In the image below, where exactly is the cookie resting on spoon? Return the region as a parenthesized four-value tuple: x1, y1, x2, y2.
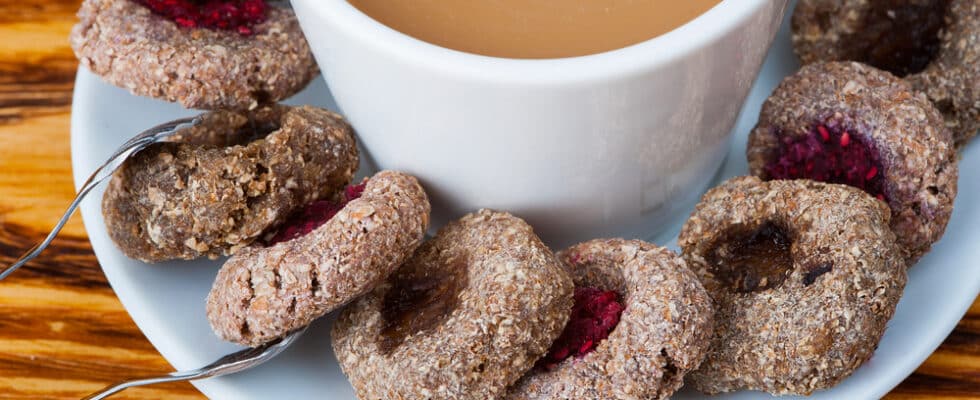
(207, 170, 431, 346)
(101, 104, 359, 263)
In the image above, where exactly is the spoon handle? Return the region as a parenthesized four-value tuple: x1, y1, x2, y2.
(0, 116, 199, 281)
(82, 326, 306, 399)
(81, 372, 206, 400)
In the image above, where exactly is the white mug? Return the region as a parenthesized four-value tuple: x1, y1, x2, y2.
(291, 0, 789, 247)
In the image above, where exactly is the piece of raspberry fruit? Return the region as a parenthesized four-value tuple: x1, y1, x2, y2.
(266, 183, 366, 245)
(537, 287, 625, 370)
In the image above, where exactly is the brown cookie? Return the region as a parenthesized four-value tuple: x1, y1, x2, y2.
(506, 239, 714, 400)
(792, 0, 979, 145)
(70, 0, 319, 110)
(102, 105, 359, 263)
(207, 170, 431, 346)
(332, 210, 574, 400)
(679, 176, 907, 395)
(747, 61, 957, 263)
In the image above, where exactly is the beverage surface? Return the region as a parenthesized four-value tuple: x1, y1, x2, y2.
(348, 0, 724, 59)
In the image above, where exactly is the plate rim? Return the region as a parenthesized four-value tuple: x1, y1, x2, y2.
(67, 26, 980, 400)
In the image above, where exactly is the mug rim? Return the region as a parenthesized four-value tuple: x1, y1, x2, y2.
(297, 0, 775, 83)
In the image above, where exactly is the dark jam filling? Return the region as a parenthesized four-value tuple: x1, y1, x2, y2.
(133, 0, 269, 35)
(845, 0, 950, 77)
(265, 182, 365, 245)
(379, 258, 467, 353)
(537, 287, 625, 370)
(707, 222, 794, 293)
(764, 124, 888, 202)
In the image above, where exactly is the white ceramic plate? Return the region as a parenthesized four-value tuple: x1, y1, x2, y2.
(70, 9, 980, 400)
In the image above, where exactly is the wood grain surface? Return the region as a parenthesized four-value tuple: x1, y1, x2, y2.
(0, 1, 977, 399)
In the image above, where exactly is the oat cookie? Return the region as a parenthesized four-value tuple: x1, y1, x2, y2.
(70, 0, 319, 110)
(747, 61, 957, 263)
(207, 170, 430, 346)
(332, 210, 574, 400)
(506, 239, 713, 400)
(102, 105, 358, 263)
(792, 0, 979, 145)
(679, 176, 907, 395)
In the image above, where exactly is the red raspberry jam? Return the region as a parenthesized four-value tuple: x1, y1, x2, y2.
(266, 183, 366, 245)
(764, 124, 888, 202)
(133, 0, 269, 36)
(538, 287, 625, 370)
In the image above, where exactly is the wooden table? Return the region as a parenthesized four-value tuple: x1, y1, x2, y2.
(0, 1, 977, 399)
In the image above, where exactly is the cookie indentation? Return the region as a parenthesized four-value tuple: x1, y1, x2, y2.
(707, 222, 793, 293)
(764, 124, 887, 201)
(852, 0, 950, 77)
(380, 258, 467, 353)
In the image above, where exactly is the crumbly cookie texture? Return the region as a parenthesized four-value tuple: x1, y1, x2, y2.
(506, 239, 714, 400)
(907, 0, 980, 146)
(102, 105, 358, 263)
(791, 0, 979, 145)
(207, 170, 430, 346)
(332, 209, 574, 400)
(679, 176, 907, 395)
(747, 61, 957, 263)
(70, 0, 319, 110)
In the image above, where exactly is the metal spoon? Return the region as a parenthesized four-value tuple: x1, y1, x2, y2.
(82, 327, 307, 399)
(0, 116, 200, 281)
